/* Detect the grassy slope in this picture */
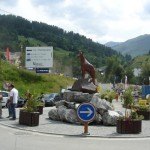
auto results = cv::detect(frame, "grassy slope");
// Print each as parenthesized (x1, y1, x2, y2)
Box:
(0, 61, 74, 97)
(130, 55, 150, 68)
(19, 36, 74, 76)
(19, 35, 47, 46)
(53, 48, 74, 76)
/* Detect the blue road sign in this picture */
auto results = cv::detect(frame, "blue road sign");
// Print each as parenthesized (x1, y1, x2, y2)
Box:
(36, 68, 49, 73)
(77, 103, 96, 122)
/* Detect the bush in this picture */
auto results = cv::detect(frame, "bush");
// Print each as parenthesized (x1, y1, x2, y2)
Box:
(23, 94, 43, 112)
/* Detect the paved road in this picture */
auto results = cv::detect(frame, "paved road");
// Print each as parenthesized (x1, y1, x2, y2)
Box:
(0, 124, 150, 150)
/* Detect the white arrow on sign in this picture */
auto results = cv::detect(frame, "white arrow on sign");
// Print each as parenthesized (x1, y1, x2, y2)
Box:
(79, 107, 93, 117)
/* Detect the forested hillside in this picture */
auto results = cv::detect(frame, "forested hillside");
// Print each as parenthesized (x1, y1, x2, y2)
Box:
(1, 14, 138, 84)
(130, 54, 150, 68)
(0, 14, 125, 68)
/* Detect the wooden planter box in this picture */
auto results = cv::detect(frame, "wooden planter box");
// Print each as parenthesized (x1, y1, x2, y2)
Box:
(37, 106, 43, 115)
(122, 104, 131, 109)
(19, 110, 39, 126)
(117, 120, 142, 134)
(137, 110, 150, 120)
(122, 104, 139, 109)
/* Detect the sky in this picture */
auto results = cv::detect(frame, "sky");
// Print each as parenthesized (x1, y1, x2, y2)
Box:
(1, 0, 150, 44)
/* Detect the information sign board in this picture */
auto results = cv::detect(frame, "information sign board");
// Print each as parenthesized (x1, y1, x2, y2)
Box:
(36, 68, 49, 73)
(138, 100, 147, 107)
(25, 47, 53, 68)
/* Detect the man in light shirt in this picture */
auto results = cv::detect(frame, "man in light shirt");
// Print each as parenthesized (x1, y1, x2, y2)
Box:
(8, 84, 18, 120)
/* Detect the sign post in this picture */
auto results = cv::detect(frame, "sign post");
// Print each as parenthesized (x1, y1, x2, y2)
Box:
(77, 103, 96, 135)
(84, 122, 89, 134)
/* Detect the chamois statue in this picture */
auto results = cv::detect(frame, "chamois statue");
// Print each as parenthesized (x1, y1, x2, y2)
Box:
(78, 51, 96, 85)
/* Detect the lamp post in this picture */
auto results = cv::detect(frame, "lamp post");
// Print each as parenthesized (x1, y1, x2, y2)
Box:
(113, 75, 116, 89)
(125, 75, 127, 89)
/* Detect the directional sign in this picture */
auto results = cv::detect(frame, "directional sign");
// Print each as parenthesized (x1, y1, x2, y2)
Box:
(25, 47, 53, 68)
(36, 68, 49, 73)
(77, 103, 96, 122)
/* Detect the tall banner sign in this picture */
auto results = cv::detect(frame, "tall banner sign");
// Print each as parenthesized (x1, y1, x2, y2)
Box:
(6, 47, 10, 62)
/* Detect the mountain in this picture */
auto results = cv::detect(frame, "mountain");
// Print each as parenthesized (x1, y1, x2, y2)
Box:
(105, 41, 122, 47)
(105, 34, 150, 57)
(0, 14, 123, 68)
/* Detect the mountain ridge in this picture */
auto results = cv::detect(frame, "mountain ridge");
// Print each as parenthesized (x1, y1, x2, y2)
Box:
(105, 41, 122, 47)
(105, 34, 150, 57)
(0, 14, 122, 67)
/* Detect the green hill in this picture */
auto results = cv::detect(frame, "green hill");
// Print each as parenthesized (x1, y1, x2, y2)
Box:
(0, 61, 74, 97)
(130, 54, 150, 68)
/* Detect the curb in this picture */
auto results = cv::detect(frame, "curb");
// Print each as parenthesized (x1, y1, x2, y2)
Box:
(1, 122, 150, 139)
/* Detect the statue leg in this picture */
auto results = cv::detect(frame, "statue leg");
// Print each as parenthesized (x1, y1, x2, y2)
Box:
(91, 72, 95, 85)
(92, 78, 95, 85)
(82, 70, 85, 79)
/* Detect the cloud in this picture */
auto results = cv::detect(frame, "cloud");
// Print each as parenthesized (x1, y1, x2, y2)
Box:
(0, 0, 17, 5)
(1, 0, 150, 44)
(140, 1, 150, 19)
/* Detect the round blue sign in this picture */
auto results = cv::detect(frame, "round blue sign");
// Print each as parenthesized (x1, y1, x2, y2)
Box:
(77, 103, 96, 122)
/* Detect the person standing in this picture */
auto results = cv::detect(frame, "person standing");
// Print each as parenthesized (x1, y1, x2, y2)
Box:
(8, 84, 18, 120)
(0, 94, 3, 119)
(6, 97, 12, 118)
(115, 92, 119, 102)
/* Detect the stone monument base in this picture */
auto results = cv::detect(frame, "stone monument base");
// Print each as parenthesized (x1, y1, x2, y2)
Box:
(71, 79, 97, 94)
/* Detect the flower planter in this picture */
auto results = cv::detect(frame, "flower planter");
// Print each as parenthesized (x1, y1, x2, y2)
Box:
(37, 106, 43, 115)
(136, 110, 150, 120)
(122, 104, 131, 109)
(117, 120, 142, 134)
(19, 110, 39, 126)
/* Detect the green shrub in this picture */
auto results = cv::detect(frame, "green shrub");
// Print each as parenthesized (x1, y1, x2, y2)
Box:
(23, 94, 43, 112)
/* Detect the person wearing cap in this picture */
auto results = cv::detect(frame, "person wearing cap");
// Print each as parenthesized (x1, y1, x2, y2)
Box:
(8, 84, 18, 120)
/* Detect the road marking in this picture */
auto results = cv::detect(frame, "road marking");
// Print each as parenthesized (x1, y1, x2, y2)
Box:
(80, 107, 93, 117)
(82, 137, 150, 141)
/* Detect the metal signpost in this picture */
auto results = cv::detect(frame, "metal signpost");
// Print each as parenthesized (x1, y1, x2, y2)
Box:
(77, 103, 96, 135)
